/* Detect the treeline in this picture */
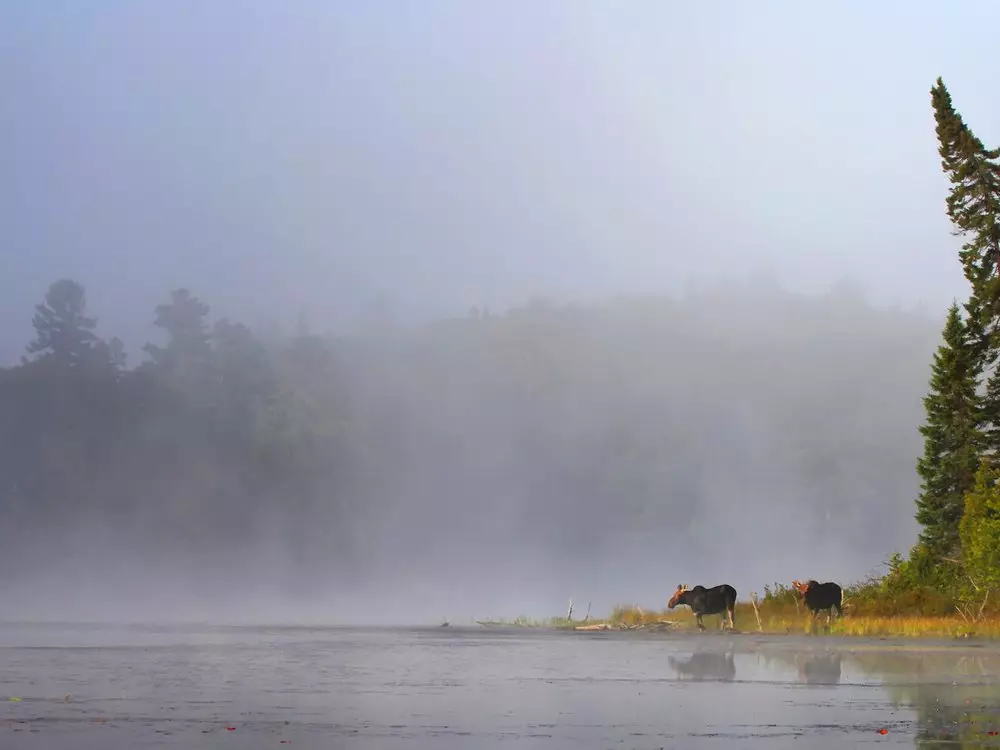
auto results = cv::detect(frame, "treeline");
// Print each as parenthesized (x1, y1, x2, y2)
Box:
(0, 282, 364, 589)
(0, 272, 941, 613)
(888, 78, 1000, 615)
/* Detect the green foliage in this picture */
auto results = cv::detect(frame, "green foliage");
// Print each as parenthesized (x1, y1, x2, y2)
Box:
(855, 550, 961, 617)
(931, 78, 1000, 293)
(889, 78, 1000, 607)
(930, 78, 1000, 449)
(959, 462, 1000, 593)
(760, 582, 798, 606)
(914, 302, 982, 558)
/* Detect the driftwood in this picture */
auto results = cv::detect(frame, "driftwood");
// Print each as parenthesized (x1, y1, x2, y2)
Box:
(749, 592, 763, 632)
(645, 619, 681, 631)
(573, 619, 679, 632)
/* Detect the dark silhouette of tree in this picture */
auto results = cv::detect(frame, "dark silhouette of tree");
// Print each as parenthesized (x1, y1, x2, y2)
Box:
(142, 288, 218, 414)
(25, 278, 101, 367)
(143, 289, 214, 375)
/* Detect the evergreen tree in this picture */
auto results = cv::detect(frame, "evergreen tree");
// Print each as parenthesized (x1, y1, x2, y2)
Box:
(142, 288, 217, 405)
(914, 302, 983, 556)
(25, 278, 100, 366)
(931, 77, 1000, 449)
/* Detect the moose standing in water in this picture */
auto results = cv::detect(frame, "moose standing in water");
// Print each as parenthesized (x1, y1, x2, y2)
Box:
(668, 584, 738, 632)
(792, 579, 844, 624)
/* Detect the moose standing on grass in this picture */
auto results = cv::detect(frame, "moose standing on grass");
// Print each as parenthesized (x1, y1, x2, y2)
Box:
(792, 579, 844, 624)
(668, 584, 738, 632)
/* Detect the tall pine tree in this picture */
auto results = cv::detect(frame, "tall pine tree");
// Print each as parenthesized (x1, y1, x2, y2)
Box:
(931, 78, 1000, 451)
(25, 278, 100, 367)
(915, 302, 983, 557)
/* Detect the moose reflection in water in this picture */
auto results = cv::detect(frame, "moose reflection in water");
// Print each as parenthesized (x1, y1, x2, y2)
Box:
(796, 651, 842, 685)
(754, 648, 842, 685)
(667, 648, 737, 681)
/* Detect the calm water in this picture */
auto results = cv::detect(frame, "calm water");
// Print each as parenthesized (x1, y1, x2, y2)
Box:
(1, 623, 1000, 748)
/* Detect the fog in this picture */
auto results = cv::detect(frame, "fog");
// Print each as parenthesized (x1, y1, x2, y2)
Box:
(1, 2, 997, 624)
(0, 280, 943, 624)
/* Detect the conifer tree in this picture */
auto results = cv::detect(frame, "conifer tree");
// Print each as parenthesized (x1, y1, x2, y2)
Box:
(915, 302, 983, 556)
(25, 278, 101, 366)
(931, 78, 1000, 450)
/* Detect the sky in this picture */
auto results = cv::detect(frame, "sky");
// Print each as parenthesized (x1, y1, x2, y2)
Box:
(2, 1, 998, 363)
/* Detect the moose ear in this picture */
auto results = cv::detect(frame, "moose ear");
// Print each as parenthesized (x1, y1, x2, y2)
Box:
(676, 584, 683, 591)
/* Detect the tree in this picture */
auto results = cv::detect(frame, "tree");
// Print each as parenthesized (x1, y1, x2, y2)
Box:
(914, 302, 983, 557)
(959, 461, 1000, 593)
(931, 77, 1000, 449)
(212, 318, 276, 435)
(142, 289, 217, 403)
(25, 279, 100, 366)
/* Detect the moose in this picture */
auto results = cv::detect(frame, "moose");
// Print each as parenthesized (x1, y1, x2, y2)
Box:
(668, 583, 738, 632)
(792, 579, 844, 623)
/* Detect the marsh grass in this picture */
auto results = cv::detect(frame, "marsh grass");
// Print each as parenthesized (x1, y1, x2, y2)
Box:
(478, 580, 1000, 639)
(477, 609, 1000, 638)
(531, 581, 1000, 639)
(599, 601, 1000, 639)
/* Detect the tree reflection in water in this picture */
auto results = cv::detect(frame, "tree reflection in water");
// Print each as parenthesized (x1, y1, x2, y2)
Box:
(850, 648, 1000, 748)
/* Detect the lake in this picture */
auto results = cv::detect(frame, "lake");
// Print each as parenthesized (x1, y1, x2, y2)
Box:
(1, 623, 999, 748)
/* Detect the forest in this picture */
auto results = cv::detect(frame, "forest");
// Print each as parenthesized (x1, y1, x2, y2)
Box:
(0, 76, 997, 625)
(0, 273, 939, 621)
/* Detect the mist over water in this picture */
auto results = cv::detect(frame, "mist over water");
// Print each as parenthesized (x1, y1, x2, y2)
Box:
(4, 2, 998, 625)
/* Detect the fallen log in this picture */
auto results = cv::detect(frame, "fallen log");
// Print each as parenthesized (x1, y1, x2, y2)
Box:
(648, 619, 681, 631)
(574, 619, 680, 632)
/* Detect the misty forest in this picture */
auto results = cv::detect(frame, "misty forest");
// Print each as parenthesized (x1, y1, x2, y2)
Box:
(0, 77, 998, 624)
(0, 273, 940, 620)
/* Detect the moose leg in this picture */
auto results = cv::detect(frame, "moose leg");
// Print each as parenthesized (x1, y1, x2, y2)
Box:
(696, 613, 705, 632)
(727, 606, 735, 631)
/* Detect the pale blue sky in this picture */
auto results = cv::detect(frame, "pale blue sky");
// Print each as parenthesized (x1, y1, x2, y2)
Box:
(2, 1, 999, 362)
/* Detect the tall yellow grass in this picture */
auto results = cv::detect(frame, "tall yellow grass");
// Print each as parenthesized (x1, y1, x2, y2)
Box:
(602, 600, 1000, 639)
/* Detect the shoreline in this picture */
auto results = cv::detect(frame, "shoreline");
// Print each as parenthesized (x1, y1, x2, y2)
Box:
(471, 607, 1000, 641)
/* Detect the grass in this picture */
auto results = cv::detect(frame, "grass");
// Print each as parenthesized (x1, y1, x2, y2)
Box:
(475, 582, 1000, 640)
(602, 603, 1000, 639)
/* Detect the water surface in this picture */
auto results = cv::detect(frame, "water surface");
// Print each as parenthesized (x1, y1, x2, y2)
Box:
(1, 623, 999, 748)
